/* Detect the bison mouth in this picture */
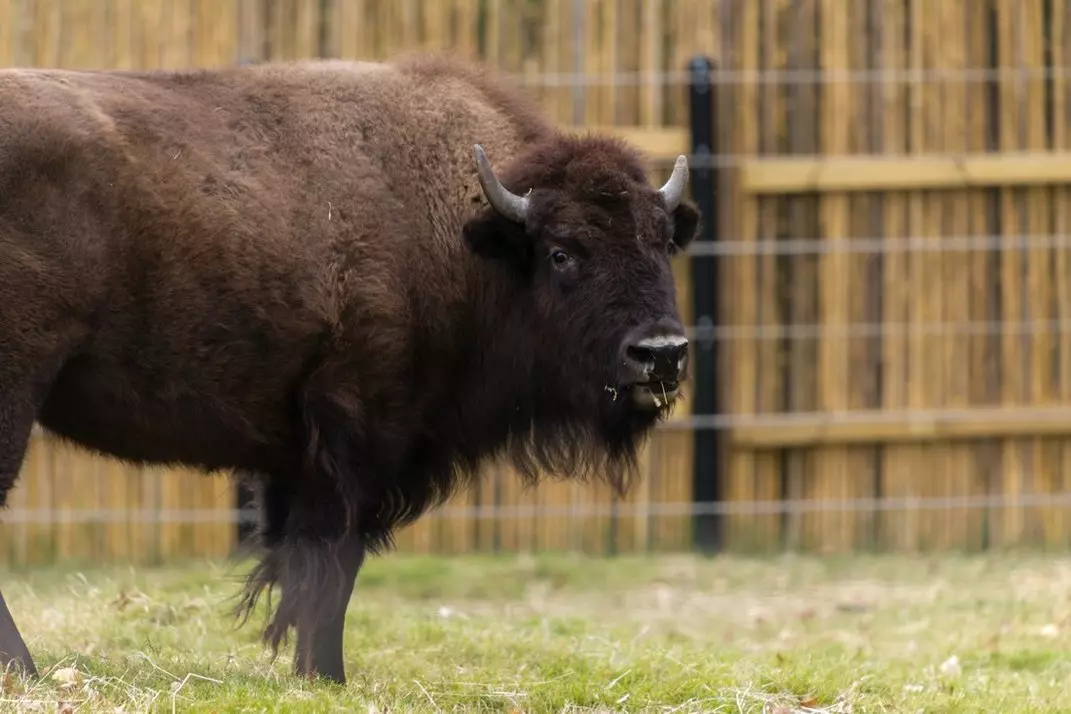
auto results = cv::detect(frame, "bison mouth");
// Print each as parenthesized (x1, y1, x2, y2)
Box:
(628, 380, 680, 410)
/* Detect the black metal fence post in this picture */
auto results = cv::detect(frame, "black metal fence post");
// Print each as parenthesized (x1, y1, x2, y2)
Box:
(687, 56, 722, 553)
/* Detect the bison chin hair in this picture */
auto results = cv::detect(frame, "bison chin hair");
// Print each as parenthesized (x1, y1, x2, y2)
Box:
(489, 375, 674, 501)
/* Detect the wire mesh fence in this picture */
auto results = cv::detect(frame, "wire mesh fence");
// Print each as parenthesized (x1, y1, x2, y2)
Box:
(1, 0, 1071, 564)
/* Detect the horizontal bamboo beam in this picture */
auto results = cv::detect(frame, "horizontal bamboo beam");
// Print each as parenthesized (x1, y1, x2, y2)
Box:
(566, 132, 1071, 192)
(740, 152, 1071, 194)
(728, 407, 1071, 448)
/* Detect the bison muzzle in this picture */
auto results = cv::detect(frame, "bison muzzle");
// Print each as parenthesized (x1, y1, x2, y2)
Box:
(0, 53, 700, 685)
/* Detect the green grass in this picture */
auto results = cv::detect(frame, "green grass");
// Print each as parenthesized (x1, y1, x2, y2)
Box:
(2, 551, 1071, 712)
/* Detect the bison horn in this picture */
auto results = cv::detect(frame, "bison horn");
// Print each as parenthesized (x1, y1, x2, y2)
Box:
(473, 144, 530, 224)
(658, 155, 690, 211)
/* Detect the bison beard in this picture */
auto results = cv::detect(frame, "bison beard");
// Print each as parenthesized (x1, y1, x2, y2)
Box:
(0, 52, 699, 685)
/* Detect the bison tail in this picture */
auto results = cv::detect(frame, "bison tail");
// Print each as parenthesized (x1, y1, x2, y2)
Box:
(230, 544, 293, 655)
(231, 537, 356, 657)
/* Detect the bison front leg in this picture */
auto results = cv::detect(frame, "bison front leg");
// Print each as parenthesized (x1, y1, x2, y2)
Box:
(242, 531, 366, 684)
(236, 474, 367, 684)
(292, 535, 366, 682)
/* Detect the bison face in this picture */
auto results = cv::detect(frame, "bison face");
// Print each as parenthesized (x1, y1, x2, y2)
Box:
(463, 140, 699, 417)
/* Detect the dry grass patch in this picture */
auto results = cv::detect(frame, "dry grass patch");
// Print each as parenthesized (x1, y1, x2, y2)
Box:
(0, 552, 1069, 711)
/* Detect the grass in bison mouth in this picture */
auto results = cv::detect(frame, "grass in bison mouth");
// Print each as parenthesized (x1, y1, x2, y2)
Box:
(637, 380, 678, 392)
(633, 380, 680, 410)
(602, 381, 680, 406)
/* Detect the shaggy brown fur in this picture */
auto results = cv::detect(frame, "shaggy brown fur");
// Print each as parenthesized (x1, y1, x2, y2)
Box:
(0, 53, 699, 684)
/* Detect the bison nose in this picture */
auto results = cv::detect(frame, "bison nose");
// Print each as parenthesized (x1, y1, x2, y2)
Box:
(624, 333, 689, 383)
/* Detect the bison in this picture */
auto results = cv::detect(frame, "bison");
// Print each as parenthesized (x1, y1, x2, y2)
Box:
(0, 53, 699, 684)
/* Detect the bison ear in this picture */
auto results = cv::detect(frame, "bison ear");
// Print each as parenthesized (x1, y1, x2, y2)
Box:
(462, 211, 532, 266)
(670, 201, 700, 251)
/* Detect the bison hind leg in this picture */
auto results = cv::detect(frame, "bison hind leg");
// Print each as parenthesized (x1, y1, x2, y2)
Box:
(229, 473, 298, 653)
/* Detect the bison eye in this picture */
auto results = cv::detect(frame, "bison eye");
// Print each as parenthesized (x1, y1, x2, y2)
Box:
(550, 249, 573, 268)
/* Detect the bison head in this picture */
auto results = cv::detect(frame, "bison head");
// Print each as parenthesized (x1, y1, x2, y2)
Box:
(461, 135, 699, 463)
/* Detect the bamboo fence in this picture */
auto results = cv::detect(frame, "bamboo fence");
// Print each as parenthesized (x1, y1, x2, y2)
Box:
(0, 1, 1069, 564)
(719, 0, 1071, 554)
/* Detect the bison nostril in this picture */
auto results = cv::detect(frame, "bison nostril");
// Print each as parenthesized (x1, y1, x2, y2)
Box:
(626, 345, 655, 365)
(625, 335, 689, 380)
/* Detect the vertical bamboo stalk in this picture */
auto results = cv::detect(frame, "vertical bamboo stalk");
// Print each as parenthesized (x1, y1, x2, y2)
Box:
(5, 434, 29, 564)
(22, 435, 52, 565)
(270, 0, 293, 60)
(845, 0, 878, 551)
(454, 0, 478, 60)
(1021, 0, 1054, 547)
(294, 0, 318, 58)
(936, 0, 971, 550)
(237, 0, 264, 63)
(913, 0, 943, 551)
(1054, 0, 1071, 550)
(31, 0, 60, 68)
(996, 0, 1025, 548)
(724, 0, 759, 551)
(878, 0, 903, 552)
(422, 0, 446, 52)
(333, 0, 363, 59)
(52, 446, 74, 561)
(966, 0, 995, 552)
(899, 0, 927, 552)
(37, 437, 57, 564)
(781, 0, 818, 552)
(640, 0, 663, 128)
(0, 0, 17, 65)
(754, 0, 786, 551)
(815, 0, 850, 553)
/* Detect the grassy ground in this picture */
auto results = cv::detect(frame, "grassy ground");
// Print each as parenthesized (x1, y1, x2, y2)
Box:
(0, 551, 1070, 712)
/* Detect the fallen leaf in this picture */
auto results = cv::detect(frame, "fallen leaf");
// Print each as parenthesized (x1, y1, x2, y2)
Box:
(799, 695, 819, 708)
(0, 671, 20, 696)
(52, 667, 82, 689)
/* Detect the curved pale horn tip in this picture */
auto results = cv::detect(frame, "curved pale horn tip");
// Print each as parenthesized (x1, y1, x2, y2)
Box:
(658, 154, 690, 211)
(672, 155, 689, 184)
